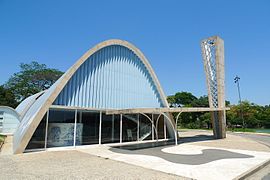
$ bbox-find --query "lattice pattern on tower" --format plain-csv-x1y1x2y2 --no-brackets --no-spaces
201,39,218,108
201,36,226,139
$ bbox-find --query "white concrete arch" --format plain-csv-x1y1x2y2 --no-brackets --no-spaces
13,39,170,154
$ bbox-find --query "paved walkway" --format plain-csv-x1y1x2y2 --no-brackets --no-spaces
178,130,270,179
78,130,270,179
230,131,270,147
79,143,270,180
0,150,182,180
1,130,270,180
227,131,270,179
179,129,270,152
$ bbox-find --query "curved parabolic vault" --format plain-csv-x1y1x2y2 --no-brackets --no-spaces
13,39,170,154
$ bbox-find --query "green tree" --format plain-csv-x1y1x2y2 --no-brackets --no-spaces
261,108,270,128
168,91,269,130
168,92,233,129
5,61,63,102
191,95,209,107
167,95,176,107
200,112,211,129
239,101,258,128
226,101,270,128
174,91,197,107
0,85,18,108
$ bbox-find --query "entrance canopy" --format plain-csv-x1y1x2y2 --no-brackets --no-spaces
106,107,230,115
106,107,230,145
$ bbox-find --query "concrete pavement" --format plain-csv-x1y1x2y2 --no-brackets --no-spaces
1,130,270,180
179,129,270,152
79,143,270,180
229,132,270,147
0,150,182,180
77,130,270,179
228,131,270,179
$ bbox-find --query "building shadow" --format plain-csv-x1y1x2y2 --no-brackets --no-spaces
178,134,214,144
109,133,254,165
111,134,215,151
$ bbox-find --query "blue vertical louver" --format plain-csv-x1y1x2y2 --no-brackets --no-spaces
53,45,163,109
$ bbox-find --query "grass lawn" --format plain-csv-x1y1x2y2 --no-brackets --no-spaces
227,128,256,133
179,127,270,134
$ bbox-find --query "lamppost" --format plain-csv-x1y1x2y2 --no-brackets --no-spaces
234,76,244,129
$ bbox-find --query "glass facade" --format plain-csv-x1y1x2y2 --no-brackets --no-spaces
101,114,120,144
76,111,100,145
47,109,75,148
25,108,172,151
25,113,47,150
139,114,152,141
153,114,165,139
122,114,138,142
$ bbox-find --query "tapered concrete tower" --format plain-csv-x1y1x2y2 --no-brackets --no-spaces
201,36,226,139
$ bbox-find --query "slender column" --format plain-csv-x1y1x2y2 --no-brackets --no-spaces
162,113,178,145
152,114,154,140
73,109,77,146
174,129,178,145
174,115,177,145
44,110,49,150
156,114,162,141
99,111,102,145
175,111,182,145
164,115,167,139
111,114,114,141
120,114,122,143
176,112,182,129
137,114,140,141
140,113,158,141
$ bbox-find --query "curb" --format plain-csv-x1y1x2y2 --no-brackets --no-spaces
229,131,270,137
234,158,270,180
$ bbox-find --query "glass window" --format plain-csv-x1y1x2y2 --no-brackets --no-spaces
101,114,120,144
76,110,100,145
25,113,47,150
122,114,138,142
154,114,165,139
139,114,152,141
165,117,173,139
47,109,75,148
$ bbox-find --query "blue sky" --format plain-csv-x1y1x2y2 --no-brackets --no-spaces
0,0,270,105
